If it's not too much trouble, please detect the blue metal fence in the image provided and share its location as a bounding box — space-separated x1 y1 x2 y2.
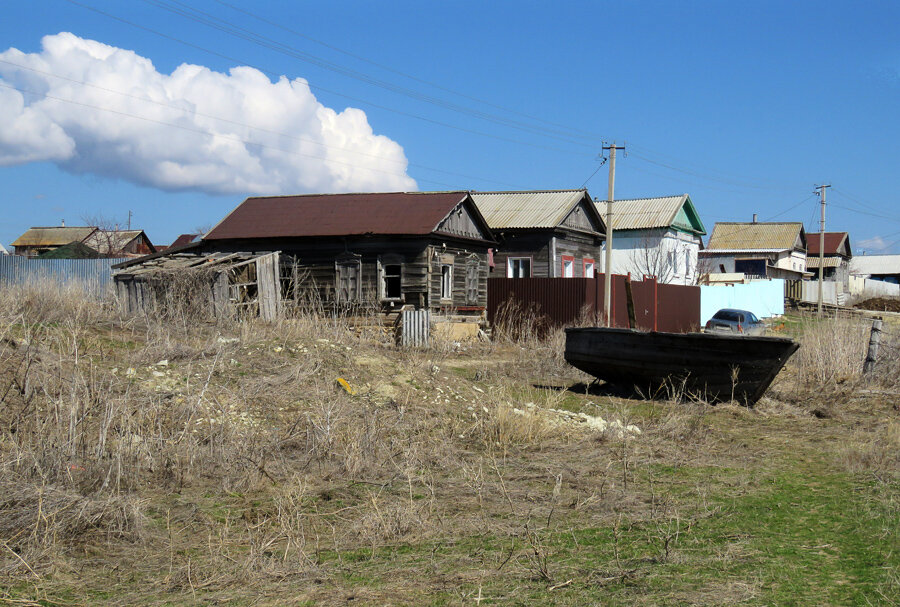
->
0 256 130 291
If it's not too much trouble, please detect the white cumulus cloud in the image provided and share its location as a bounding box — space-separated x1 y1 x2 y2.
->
857 236 890 253
0 32 417 194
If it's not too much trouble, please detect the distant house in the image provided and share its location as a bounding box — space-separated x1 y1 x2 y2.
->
115 192 495 319
700 221 808 280
83 230 156 257
11 226 98 257
806 232 852 283
851 254 900 285
170 233 203 248
595 194 706 285
471 189 605 278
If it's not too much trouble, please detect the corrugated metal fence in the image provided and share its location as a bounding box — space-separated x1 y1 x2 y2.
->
487 275 700 334
400 309 430 347
0 256 129 292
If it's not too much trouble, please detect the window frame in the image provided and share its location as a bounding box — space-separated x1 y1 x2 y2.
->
440 263 453 301
335 255 362 304
465 257 480 305
583 257 595 278
507 256 532 278
378 255 403 302
561 255 575 278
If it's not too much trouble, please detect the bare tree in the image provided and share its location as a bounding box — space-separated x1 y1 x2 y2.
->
80 213 129 257
628 232 677 284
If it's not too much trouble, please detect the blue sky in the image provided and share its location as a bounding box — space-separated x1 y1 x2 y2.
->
1 0 899 253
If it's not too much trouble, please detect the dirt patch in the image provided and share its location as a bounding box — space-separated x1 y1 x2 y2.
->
854 297 900 313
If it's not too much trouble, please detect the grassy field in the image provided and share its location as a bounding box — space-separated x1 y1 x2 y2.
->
0 283 898 605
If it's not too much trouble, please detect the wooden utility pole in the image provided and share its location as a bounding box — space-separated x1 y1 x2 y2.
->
602 142 625 327
814 184 830 316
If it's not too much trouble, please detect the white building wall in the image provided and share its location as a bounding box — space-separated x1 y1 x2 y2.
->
604 229 701 285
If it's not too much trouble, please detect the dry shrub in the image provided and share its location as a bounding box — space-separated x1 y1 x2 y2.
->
794 315 869 387
0 480 144 576
491 298 551 343
869 326 900 388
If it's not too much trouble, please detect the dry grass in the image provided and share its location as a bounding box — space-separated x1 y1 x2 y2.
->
0 284 897 605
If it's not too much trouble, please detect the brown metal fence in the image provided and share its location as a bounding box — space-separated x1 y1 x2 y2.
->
487 275 700 334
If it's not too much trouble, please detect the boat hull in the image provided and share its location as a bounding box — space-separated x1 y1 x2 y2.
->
564 327 799 405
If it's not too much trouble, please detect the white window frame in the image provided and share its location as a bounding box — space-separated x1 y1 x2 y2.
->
561 255 575 278
583 258 595 278
507 257 532 278
440 264 453 301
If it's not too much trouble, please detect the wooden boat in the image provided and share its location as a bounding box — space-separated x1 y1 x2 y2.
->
564 327 800 405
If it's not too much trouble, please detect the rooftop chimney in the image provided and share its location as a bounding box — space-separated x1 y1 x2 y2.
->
752 213 758 223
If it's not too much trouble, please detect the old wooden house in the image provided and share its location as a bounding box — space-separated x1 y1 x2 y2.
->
806 232 852 282
470 189 605 278
114 191 495 323
11 226 99 257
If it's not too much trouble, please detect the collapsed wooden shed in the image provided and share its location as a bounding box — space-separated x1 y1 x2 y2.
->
113 249 282 322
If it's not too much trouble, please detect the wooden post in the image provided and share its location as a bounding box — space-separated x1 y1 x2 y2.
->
624 274 636 329
863 318 883 375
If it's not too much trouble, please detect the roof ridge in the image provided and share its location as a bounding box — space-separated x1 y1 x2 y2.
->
245 191 467 200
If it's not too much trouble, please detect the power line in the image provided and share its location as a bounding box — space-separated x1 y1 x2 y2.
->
0 80 512 190
62 0 596 157
209 0 609 142
135 0 604 147
0 57 521 187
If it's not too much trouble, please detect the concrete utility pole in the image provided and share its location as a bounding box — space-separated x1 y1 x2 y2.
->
602 142 625 327
815 184 830 317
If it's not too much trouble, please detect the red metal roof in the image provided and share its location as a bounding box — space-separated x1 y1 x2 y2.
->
807 232 848 256
205 192 475 240
171 233 202 248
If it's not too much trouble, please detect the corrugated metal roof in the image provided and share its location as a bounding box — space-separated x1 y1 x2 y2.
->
205 191 487 240
806 257 842 268
602 195 686 230
850 254 900 276
470 190 593 230
83 230 148 255
807 232 849 256
590 194 705 235
11 226 97 247
706 222 804 251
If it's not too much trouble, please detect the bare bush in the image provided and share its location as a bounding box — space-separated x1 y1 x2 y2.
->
794 315 869 387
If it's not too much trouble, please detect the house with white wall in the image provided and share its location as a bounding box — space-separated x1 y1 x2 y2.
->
594 194 706 285
699 221 807 280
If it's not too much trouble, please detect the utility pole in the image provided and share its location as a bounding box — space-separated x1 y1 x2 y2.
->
602 142 625 327
814 184 830 317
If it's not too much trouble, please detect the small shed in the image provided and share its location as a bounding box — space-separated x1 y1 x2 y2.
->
113 248 283 321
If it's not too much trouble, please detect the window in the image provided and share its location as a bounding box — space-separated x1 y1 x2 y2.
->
684 250 691 277
507 257 531 278
441 264 453 300
380 262 402 300
466 259 479 304
561 255 575 278
335 257 361 303
583 258 595 278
